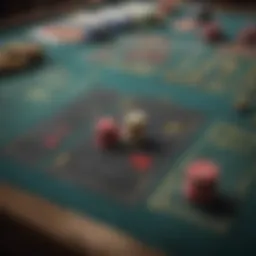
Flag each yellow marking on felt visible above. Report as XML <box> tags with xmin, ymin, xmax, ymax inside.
<box><xmin>26</xmin><ymin>88</ymin><xmax>49</xmax><ymax>102</ymax></box>
<box><xmin>121</xmin><ymin>98</ymin><xmax>136</xmax><ymax>112</ymax></box>
<box><xmin>207</xmin><ymin>123</ymin><xmax>256</xmax><ymax>153</ymax></box>
<box><xmin>148</xmin><ymin>127</ymin><xmax>208</xmax><ymax>206</ymax></box>
<box><xmin>167</xmin><ymin>70</ymin><xmax>197</xmax><ymax>84</ymax></box>
<box><xmin>166</xmin><ymin>71</ymin><xmax>179</xmax><ymax>81</ymax></box>
<box><xmin>244</xmin><ymin>66</ymin><xmax>256</xmax><ymax>85</ymax></box>
<box><xmin>202</xmin><ymin>58</ymin><xmax>216</xmax><ymax>72</ymax></box>
<box><xmin>221</xmin><ymin>59</ymin><xmax>237</xmax><ymax>73</ymax></box>
<box><xmin>149</xmin><ymin>122</ymin><xmax>224</xmax><ymax>204</ymax></box>
<box><xmin>37</xmin><ymin>67</ymin><xmax>69</xmax><ymax>87</ymax></box>
<box><xmin>132</xmin><ymin>64</ymin><xmax>152</xmax><ymax>75</ymax></box>
<box><xmin>164</xmin><ymin>121</ymin><xmax>184</xmax><ymax>135</ymax></box>
<box><xmin>180</xmin><ymin>75</ymin><xmax>196</xmax><ymax>84</ymax></box>
<box><xmin>208</xmin><ymin>82</ymin><xmax>224</xmax><ymax>93</ymax></box>
<box><xmin>247</xmin><ymin>64</ymin><xmax>256</xmax><ymax>77</ymax></box>
<box><xmin>148</xmin><ymin>122</ymin><xmax>241</xmax><ymax>233</ymax></box>
<box><xmin>178</xmin><ymin>59</ymin><xmax>191</xmax><ymax>70</ymax></box>
<box><xmin>196</xmin><ymin>59</ymin><xmax>216</xmax><ymax>82</ymax></box>
<box><xmin>177</xmin><ymin>50</ymin><xmax>203</xmax><ymax>71</ymax></box>
<box><xmin>149</xmin><ymin>121</ymin><xmax>256</xmax><ymax>232</ymax></box>
<box><xmin>55</xmin><ymin>152</ymin><xmax>71</xmax><ymax>168</ymax></box>
<box><xmin>188</xmin><ymin>72</ymin><xmax>202</xmax><ymax>84</ymax></box>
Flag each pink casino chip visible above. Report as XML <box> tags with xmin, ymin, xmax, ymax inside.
<box><xmin>95</xmin><ymin>117</ymin><xmax>120</xmax><ymax>149</ymax></box>
<box><xmin>186</xmin><ymin>159</ymin><xmax>219</xmax><ymax>183</ymax></box>
<box><xmin>184</xmin><ymin>159</ymin><xmax>219</xmax><ymax>204</ymax></box>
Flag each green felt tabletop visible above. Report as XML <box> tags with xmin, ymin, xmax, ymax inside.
<box><xmin>1</xmin><ymin>5</ymin><xmax>256</xmax><ymax>256</ymax></box>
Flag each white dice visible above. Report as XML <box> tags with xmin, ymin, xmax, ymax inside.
<box><xmin>122</xmin><ymin>109</ymin><xmax>148</xmax><ymax>143</ymax></box>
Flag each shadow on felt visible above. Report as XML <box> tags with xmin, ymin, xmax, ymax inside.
<box><xmin>197</xmin><ymin>193</ymin><xmax>237</xmax><ymax>218</ymax></box>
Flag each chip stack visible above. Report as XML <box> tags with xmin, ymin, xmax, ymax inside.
<box><xmin>184</xmin><ymin>159</ymin><xmax>219</xmax><ymax>204</ymax></box>
<box><xmin>130</xmin><ymin>7</ymin><xmax>147</xmax><ymax>26</ymax></box>
<box><xmin>237</xmin><ymin>26</ymin><xmax>256</xmax><ymax>47</ymax></box>
<box><xmin>158</xmin><ymin>0</ymin><xmax>175</xmax><ymax>16</ymax></box>
<box><xmin>84</xmin><ymin>12</ymin><xmax>114</xmax><ymax>42</ymax></box>
<box><xmin>194</xmin><ymin>3</ymin><xmax>213</xmax><ymax>24</ymax></box>
<box><xmin>95</xmin><ymin>117</ymin><xmax>120</xmax><ymax>149</ymax></box>
<box><xmin>202</xmin><ymin>23</ymin><xmax>223</xmax><ymax>43</ymax></box>
<box><xmin>81</xmin><ymin>2</ymin><xmax>159</xmax><ymax>42</ymax></box>
<box><xmin>85</xmin><ymin>26</ymin><xmax>112</xmax><ymax>42</ymax></box>
<box><xmin>105</xmin><ymin>12</ymin><xmax>130</xmax><ymax>35</ymax></box>
<box><xmin>140</xmin><ymin>4</ymin><xmax>161</xmax><ymax>27</ymax></box>
<box><xmin>145</xmin><ymin>10</ymin><xmax>163</xmax><ymax>26</ymax></box>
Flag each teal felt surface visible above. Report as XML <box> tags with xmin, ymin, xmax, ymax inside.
<box><xmin>1</xmin><ymin>5</ymin><xmax>256</xmax><ymax>256</ymax></box>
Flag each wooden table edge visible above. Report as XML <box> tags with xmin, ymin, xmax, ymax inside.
<box><xmin>0</xmin><ymin>184</ymin><xmax>165</xmax><ymax>256</ymax></box>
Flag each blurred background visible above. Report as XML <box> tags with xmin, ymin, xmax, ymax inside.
<box><xmin>0</xmin><ymin>0</ymin><xmax>254</xmax><ymax>22</ymax></box>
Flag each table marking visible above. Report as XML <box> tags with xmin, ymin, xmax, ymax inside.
<box><xmin>35</xmin><ymin>66</ymin><xmax>70</xmax><ymax>89</ymax></box>
<box><xmin>26</xmin><ymin>87</ymin><xmax>50</xmax><ymax>102</ymax></box>
<box><xmin>164</xmin><ymin>51</ymin><xmax>254</xmax><ymax>97</ymax></box>
<box><xmin>221</xmin><ymin>58</ymin><xmax>238</xmax><ymax>74</ymax></box>
<box><xmin>198</xmin><ymin>57</ymin><xmax>218</xmax><ymax>82</ymax></box>
<box><xmin>148</xmin><ymin>122</ymin><xmax>255</xmax><ymax>233</ymax></box>
<box><xmin>163</xmin><ymin>121</ymin><xmax>184</xmax><ymax>136</ymax></box>
<box><xmin>54</xmin><ymin>152</ymin><xmax>71</xmax><ymax>168</ymax></box>
<box><xmin>131</xmin><ymin>64</ymin><xmax>153</xmax><ymax>75</ymax></box>
<box><xmin>207</xmin><ymin>81</ymin><xmax>224</xmax><ymax>93</ymax></box>
<box><xmin>207</xmin><ymin>123</ymin><xmax>256</xmax><ymax>154</ymax></box>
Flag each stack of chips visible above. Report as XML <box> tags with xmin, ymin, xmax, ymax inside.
<box><xmin>194</xmin><ymin>3</ymin><xmax>213</xmax><ymax>24</ymax></box>
<box><xmin>184</xmin><ymin>159</ymin><xmax>219</xmax><ymax>204</ymax></box>
<box><xmin>83</xmin><ymin>12</ymin><xmax>111</xmax><ymax>42</ymax></box>
<box><xmin>201</xmin><ymin>23</ymin><xmax>224</xmax><ymax>43</ymax></box>
<box><xmin>94</xmin><ymin>109</ymin><xmax>148</xmax><ymax>149</ymax></box>
<box><xmin>140</xmin><ymin>4</ymin><xmax>160</xmax><ymax>27</ymax></box>
<box><xmin>157</xmin><ymin>0</ymin><xmax>175</xmax><ymax>16</ymax></box>
<box><xmin>95</xmin><ymin>117</ymin><xmax>120</xmax><ymax>149</ymax></box>
<box><xmin>80</xmin><ymin>2</ymin><xmax>161</xmax><ymax>43</ymax></box>
<box><xmin>84</xmin><ymin>7</ymin><xmax>129</xmax><ymax>41</ymax></box>
<box><xmin>104</xmin><ymin>12</ymin><xmax>130</xmax><ymax>34</ymax></box>
<box><xmin>237</xmin><ymin>25</ymin><xmax>256</xmax><ymax>47</ymax></box>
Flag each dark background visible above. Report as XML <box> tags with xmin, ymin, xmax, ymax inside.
<box><xmin>0</xmin><ymin>0</ymin><xmax>253</xmax><ymax>20</ymax></box>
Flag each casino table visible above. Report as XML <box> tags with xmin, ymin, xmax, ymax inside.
<box><xmin>1</xmin><ymin>2</ymin><xmax>256</xmax><ymax>256</ymax></box>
